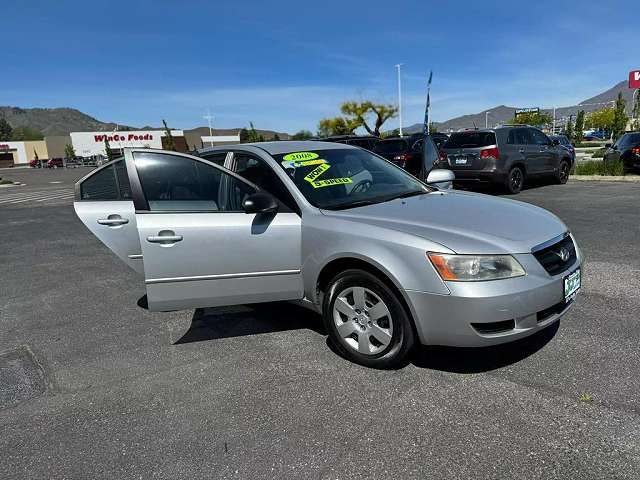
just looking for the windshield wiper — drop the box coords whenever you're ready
[325,189,427,211]
[380,189,427,203]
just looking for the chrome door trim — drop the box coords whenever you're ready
[145,269,301,285]
[128,254,143,259]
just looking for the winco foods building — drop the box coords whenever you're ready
[70,130,187,157]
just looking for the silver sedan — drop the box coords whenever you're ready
[74,141,582,368]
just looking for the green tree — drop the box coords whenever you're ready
[612,92,629,140]
[64,143,76,159]
[11,126,43,141]
[565,116,574,141]
[585,107,615,131]
[510,111,553,126]
[162,119,176,151]
[0,117,12,140]
[340,101,398,137]
[317,117,356,137]
[273,133,280,141]
[291,130,314,140]
[574,110,585,143]
[104,136,115,162]
[245,122,261,142]
[632,92,640,130]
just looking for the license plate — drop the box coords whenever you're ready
[563,267,581,302]
[454,156,468,165]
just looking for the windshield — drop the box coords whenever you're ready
[274,148,430,210]
[444,131,496,149]
[551,135,571,146]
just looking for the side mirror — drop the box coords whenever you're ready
[242,192,278,214]
[426,169,455,189]
[604,143,612,149]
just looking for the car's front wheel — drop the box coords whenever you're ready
[505,166,525,194]
[323,269,415,369]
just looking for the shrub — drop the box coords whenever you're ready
[591,148,606,158]
[0,178,14,185]
[574,160,624,176]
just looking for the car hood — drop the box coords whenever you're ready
[321,190,567,254]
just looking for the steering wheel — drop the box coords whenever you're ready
[350,179,373,194]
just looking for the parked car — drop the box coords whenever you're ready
[603,132,640,173]
[323,135,379,151]
[46,157,65,168]
[439,126,573,194]
[29,159,47,168]
[74,143,582,368]
[583,130,607,141]
[549,135,576,163]
[64,156,85,168]
[373,135,433,177]
[429,132,449,149]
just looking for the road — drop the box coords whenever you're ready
[1,169,639,479]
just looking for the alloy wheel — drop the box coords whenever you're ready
[510,168,523,192]
[559,161,570,183]
[332,286,393,356]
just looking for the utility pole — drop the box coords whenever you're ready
[552,106,556,134]
[395,64,403,137]
[203,108,214,146]
[485,111,490,128]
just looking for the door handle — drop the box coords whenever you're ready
[97,217,129,226]
[147,234,183,244]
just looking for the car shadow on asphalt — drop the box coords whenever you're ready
[172,301,326,345]
[411,322,560,373]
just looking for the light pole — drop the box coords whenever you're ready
[485,111,490,128]
[203,109,214,146]
[395,64,403,137]
[552,106,556,134]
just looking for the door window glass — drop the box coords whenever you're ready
[529,129,550,145]
[133,152,255,212]
[200,151,228,166]
[232,153,298,212]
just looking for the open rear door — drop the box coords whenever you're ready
[73,159,144,274]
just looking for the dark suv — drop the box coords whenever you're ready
[439,126,573,193]
[373,134,441,179]
[603,132,640,173]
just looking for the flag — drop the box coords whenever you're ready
[423,71,433,135]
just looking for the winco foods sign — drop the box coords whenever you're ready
[70,130,183,156]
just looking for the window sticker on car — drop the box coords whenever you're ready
[311,177,353,188]
[281,158,327,168]
[304,163,330,183]
[282,151,320,162]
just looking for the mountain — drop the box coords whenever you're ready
[0,106,135,136]
[404,80,635,133]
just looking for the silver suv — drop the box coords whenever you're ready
[439,126,573,193]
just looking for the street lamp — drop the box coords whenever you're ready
[485,111,490,128]
[203,109,214,146]
[395,64,403,137]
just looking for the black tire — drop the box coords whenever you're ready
[556,159,570,184]
[323,269,415,369]
[504,166,525,194]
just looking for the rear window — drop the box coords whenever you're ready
[374,140,407,154]
[444,132,496,149]
[621,133,640,146]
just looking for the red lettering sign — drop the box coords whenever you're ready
[93,133,154,143]
[629,70,640,89]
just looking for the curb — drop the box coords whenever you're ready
[569,175,640,182]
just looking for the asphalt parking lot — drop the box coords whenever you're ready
[1,168,639,479]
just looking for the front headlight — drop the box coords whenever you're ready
[428,253,525,281]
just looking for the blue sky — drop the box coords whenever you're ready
[2,0,637,133]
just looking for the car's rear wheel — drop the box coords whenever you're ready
[323,269,414,369]
[505,166,525,194]
[556,159,570,184]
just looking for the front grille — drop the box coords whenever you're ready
[532,235,577,276]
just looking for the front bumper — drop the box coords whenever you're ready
[404,251,582,347]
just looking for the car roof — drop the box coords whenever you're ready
[199,141,359,156]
